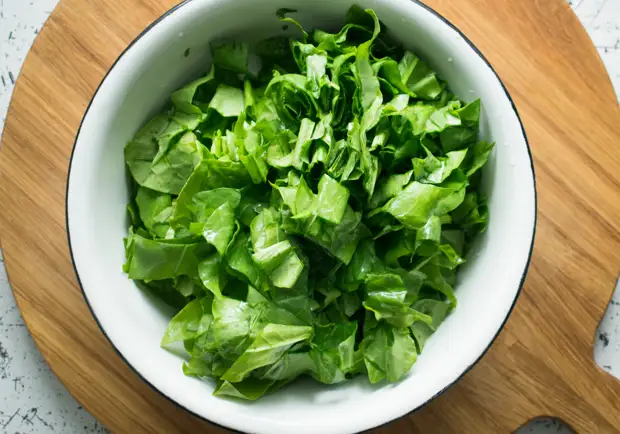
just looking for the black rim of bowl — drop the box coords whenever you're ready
[65,1,538,433]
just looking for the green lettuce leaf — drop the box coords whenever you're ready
[212,41,251,75]
[124,232,208,280]
[372,173,467,229]
[213,378,282,401]
[363,272,431,328]
[221,323,313,382]
[250,209,304,289]
[309,321,357,384]
[201,202,237,255]
[161,296,213,346]
[410,298,452,352]
[125,124,207,195]
[135,186,173,238]
[197,254,227,297]
[226,231,264,289]
[362,320,418,383]
[171,69,216,115]
[260,352,314,380]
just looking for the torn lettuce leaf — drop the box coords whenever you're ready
[221,323,313,382]
[161,296,213,346]
[124,232,209,280]
[309,321,358,384]
[361,318,418,383]
[135,186,173,238]
[125,127,208,195]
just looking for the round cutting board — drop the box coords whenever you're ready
[1,0,620,432]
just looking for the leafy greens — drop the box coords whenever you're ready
[123,5,493,401]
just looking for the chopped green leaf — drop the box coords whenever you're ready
[161,297,213,346]
[221,323,313,382]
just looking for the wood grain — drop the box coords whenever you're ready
[1,0,619,432]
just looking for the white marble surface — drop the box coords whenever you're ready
[0,0,618,432]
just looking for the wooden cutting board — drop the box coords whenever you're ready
[1,0,619,432]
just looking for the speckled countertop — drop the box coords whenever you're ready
[0,1,619,432]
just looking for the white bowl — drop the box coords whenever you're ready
[67,0,536,432]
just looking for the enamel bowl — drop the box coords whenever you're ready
[66,0,536,432]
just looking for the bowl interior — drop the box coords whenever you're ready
[67,0,535,433]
